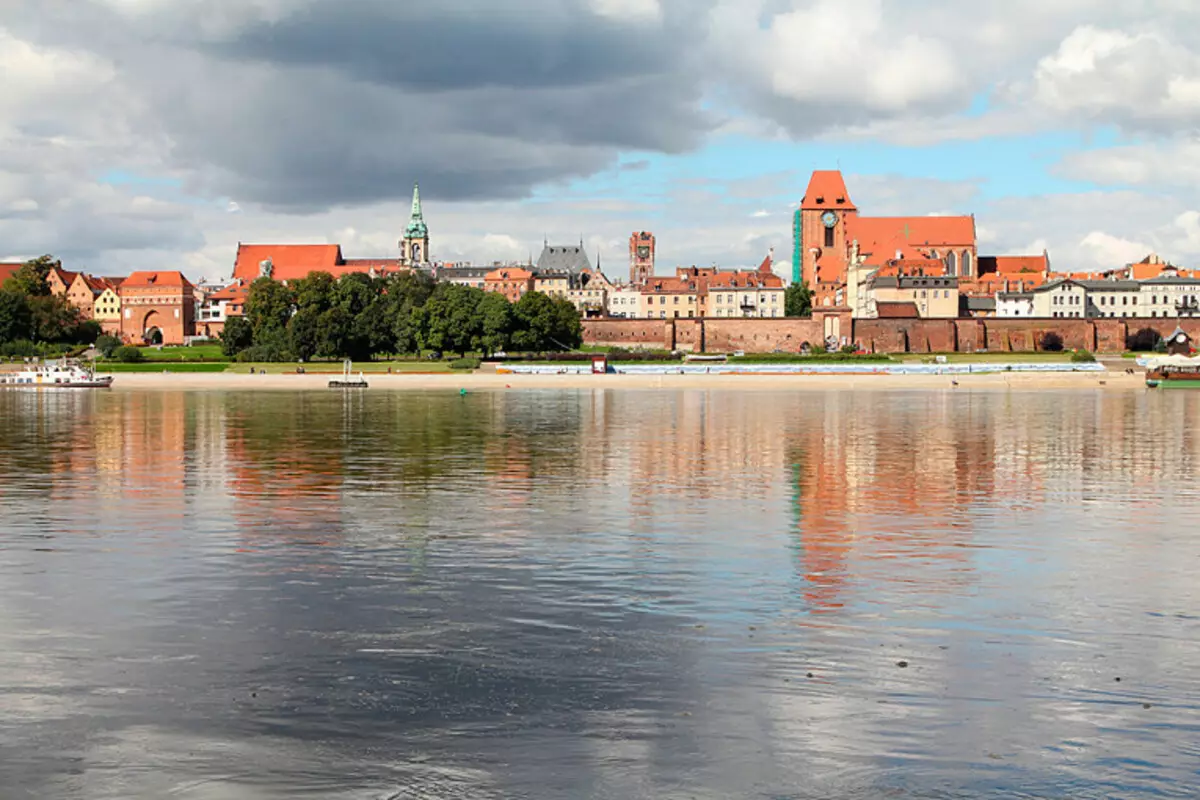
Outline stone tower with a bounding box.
[401,182,430,266]
[629,231,655,285]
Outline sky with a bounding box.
[4,0,1200,283]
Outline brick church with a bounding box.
[793,170,978,309]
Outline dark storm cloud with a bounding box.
[206,0,671,91]
[7,0,716,211]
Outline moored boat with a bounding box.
[0,361,114,389]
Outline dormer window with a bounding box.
[816,196,825,204]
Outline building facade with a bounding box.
[119,271,195,345]
[484,268,535,303]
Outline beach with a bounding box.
[102,368,1147,391]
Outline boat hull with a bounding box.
[0,378,114,389]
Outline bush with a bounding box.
[449,357,481,370]
[114,345,145,363]
[841,344,858,354]
[1126,327,1162,352]
[95,334,122,359]
[1040,331,1065,352]
[1071,349,1096,363]
[0,339,38,358]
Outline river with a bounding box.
[1,388,1198,798]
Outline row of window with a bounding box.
[1053,294,1082,305]
[647,309,784,319]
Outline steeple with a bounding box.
[405,182,428,239]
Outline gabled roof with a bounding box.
[121,271,194,290]
[702,269,784,290]
[207,282,250,302]
[536,243,592,275]
[233,244,344,282]
[49,266,78,287]
[801,170,856,211]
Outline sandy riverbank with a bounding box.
[103,369,1147,392]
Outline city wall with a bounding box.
[582,317,1182,354]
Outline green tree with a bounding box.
[220,316,253,356]
[385,271,436,356]
[0,291,32,344]
[785,282,812,318]
[512,291,580,352]
[292,271,337,313]
[246,277,295,339]
[4,255,58,297]
[334,272,376,317]
[73,319,103,344]
[477,292,514,356]
[352,297,393,358]
[95,334,122,358]
[28,295,84,343]
[417,283,484,356]
[316,307,352,359]
[288,307,321,362]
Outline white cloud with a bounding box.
[588,0,662,23]
[1058,138,1200,187]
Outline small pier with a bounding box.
[329,360,369,389]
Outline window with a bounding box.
[1132,297,1137,305]
[824,226,834,248]
[674,296,679,304]
[1123,296,1128,305]
[947,251,958,275]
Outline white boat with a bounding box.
[0,361,114,389]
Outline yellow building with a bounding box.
[865,275,959,319]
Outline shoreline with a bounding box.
[101,369,1149,392]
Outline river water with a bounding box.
[1,388,1199,798]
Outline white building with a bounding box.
[607,285,642,318]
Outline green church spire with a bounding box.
[405,182,428,239]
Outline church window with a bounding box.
[962,251,972,276]
[824,226,834,248]
[947,251,958,275]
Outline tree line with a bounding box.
[0,256,101,351]
[221,271,583,361]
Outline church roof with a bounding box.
[848,215,976,261]
[233,244,345,282]
[978,255,1049,275]
[536,243,593,274]
[801,170,856,211]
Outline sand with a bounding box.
[103,369,1147,392]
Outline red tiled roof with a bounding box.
[0,263,24,286]
[849,216,975,261]
[207,282,249,301]
[757,254,774,274]
[876,258,948,277]
[702,270,784,290]
[644,277,697,294]
[121,271,194,290]
[49,266,78,287]
[978,255,1049,275]
[485,268,533,281]
[342,258,398,270]
[801,170,857,211]
[233,244,344,282]
[876,301,920,318]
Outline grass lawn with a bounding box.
[136,344,230,362]
[99,362,231,373]
[225,361,456,374]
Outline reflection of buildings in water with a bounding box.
[224,397,345,544]
[787,392,1200,614]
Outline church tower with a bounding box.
[401,182,430,266]
[798,171,857,289]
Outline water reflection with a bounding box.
[0,388,1198,798]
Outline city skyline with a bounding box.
[4,3,1200,282]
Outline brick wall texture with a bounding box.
[582,317,1183,354]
